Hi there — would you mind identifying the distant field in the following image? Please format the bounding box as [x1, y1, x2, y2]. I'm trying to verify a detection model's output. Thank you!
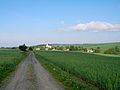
[36, 51, 120, 90]
[79, 42, 120, 53]
[0, 49, 27, 84]
[50, 42, 120, 53]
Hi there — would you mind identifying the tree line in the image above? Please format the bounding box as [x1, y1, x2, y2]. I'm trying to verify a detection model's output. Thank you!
[18, 44, 120, 55]
[104, 46, 120, 55]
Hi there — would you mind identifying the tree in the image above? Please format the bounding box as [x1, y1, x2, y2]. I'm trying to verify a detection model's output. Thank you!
[69, 45, 75, 51]
[59, 46, 64, 50]
[19, 44, 28, 51]
[78, 46, 83, 51]
[104, 47, 117, 54]
[95, 47, 101, 53]
[84, 48, 87, 52]
[11, 47, 17, 49]
[115, 46, 119, 52]
[65, 46, 70, 49]
[29, 47, 33, 51]
[104, 46, 120, 55]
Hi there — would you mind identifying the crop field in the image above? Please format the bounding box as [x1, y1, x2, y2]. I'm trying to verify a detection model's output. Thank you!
[0, 49, 27, 84]
[79, 43, 120, 53]
[36, 51, 120, 90]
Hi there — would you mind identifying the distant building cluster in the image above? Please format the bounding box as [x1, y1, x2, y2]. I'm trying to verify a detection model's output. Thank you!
[35, 44, 53, 51]
[35, 44, 70, 51]
[33, 44, 102, 53]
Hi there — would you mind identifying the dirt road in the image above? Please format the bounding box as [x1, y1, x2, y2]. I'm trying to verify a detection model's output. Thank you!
[0, 53, 65, 90]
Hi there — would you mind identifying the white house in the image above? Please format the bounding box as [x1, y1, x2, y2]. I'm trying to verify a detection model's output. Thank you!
[46, 44, 52, 48]
[87, 49, 94, 53]
[66, 49, 69, 51]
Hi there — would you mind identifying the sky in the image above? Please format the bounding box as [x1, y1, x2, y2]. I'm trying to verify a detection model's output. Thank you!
[0, 0, 120, 47]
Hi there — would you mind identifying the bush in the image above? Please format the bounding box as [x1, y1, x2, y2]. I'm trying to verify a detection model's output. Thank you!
[29, 47, 33, 51]
[104, 46, 120, 54]
[95, 47, 101, 53]
[19, 44, 28, 51]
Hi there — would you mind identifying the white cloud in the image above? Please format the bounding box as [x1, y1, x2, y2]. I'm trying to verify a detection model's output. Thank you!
[59, 21, 65, 25]
[69, 21, 120, 32]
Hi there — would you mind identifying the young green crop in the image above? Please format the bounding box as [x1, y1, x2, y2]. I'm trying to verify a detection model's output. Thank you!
[0, 49, 27, 84]
[36, 51, 120, 90]
[36, 55, 96, 90]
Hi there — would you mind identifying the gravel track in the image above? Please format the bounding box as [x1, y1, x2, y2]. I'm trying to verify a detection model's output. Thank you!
[0, 52, 65, 90]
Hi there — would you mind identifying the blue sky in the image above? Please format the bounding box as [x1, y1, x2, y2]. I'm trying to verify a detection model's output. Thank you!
[0, 0, 120, 47]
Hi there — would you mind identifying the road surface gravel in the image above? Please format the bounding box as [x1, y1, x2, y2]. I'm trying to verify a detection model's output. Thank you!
[0, 52, 65, 90]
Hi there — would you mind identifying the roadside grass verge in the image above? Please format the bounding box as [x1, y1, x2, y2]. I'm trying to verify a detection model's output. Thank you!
[0, 49, 28, 85]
